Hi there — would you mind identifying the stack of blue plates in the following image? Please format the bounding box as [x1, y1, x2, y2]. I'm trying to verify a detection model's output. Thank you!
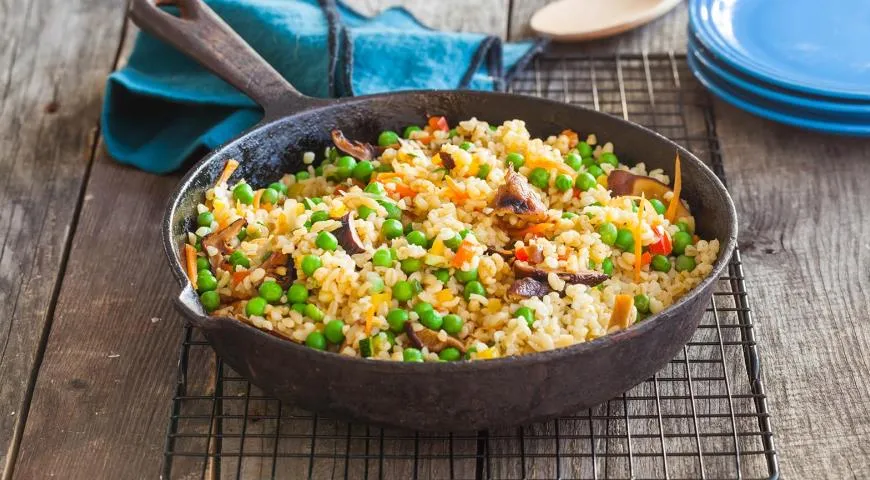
[688, 0, 870, 135]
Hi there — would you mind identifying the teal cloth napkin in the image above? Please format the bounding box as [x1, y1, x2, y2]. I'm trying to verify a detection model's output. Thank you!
[103, 0, 545, 173]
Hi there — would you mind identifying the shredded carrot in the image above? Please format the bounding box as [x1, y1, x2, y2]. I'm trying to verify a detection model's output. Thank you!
[525, 157, 576, 176]
[609, 294, 635, 330]
[445, 176, 469, 203]
[665, 154, 682, 222]
[366, 293, 391, 335]
[184, 244, 198, 290]
[634, 193, 645, 282]
[231, 270, 252, 287]
[216, 159, 239, 187]
[389, 183, 417, 198]
[641, 251, 652, 266]
[252, 189, 263, 209]
[515, 222, 555, 238]
[560, 129, 579, 148]
[451, 240, 474, 268]
[428, 116, 449, 131]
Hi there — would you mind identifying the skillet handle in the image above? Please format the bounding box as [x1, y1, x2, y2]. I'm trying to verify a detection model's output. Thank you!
[129, 0, 322, 118]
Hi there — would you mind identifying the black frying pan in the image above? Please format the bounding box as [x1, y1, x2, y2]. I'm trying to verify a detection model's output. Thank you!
[133, 0, 737, 431]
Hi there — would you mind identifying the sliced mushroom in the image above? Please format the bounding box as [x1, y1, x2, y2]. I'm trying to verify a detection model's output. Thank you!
[607, 170, 691, 220]
[404, 322, 465, 353]
[331, 129, 376, 161]
[485, 245, 514, 258]
[507, 277, 552, 299]
[334, 213, 365, 255]
[513, 261, 609, 287]
[260, 252, 297, 288]
[440, 151, 457, 170]
[492, 168, 547, 220]
[524, 245, 544, 264]
[201, 218, 247, 270]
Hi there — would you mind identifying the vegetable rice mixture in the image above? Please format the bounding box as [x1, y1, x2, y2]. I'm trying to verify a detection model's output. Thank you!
[183, 117, 719, 362]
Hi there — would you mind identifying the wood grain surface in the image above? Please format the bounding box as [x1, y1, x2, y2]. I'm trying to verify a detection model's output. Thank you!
[2, 0, 869, 478]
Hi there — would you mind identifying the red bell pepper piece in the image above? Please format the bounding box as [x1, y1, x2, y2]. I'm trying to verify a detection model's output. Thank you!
[648, 225, 673, 255]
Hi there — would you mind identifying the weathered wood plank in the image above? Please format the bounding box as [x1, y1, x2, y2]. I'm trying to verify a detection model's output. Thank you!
[508, 0, 688, 53]
[343, 0, 511, 38]
[713, 101, 870, 478]
[0, 0, 129, 475]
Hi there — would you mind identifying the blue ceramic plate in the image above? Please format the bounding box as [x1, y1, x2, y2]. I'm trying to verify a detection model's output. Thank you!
[689, 0, 870, 100]
[687, 52, 870, 136]
[688, 33, 870, 120]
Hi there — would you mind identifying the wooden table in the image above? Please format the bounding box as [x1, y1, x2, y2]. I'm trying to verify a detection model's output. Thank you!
[2, 0, 868, 478]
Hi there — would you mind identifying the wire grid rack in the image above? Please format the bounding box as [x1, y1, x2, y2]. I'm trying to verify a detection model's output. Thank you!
[162, 53, 779, 480]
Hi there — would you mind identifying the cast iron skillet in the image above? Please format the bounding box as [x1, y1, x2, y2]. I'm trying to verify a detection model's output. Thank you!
[133, 0, 737, 431]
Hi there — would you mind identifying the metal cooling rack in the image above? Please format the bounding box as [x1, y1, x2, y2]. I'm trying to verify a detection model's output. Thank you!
[162, 53, 779, 480]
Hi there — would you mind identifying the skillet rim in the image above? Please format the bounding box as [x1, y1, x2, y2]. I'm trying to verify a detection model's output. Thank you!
[162, 89, 738, 372]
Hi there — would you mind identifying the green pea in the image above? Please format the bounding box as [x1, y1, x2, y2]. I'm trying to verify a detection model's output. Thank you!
[413, 301, 433, 316]
[463, 281, 486, 301]
[245, 296, 267, 316]
[598, 222, 618, 245]
[649, 198, 666, 215]
[575, 172, 597, 191]
[476, 163, 491, 179]
[258, 281, 283, 304]
[442, 314, 463, 335]
[269, 182, 288, 194]
[196, 257, 210, 272]
[403, 125, 422, 138]
[324, 320, 345, 344]
[335, 156, 357, 179]
[528, 167, 550, 190]
[352, 161, 374, 183]
[577, 141, 593, 158]
[555, 174, 574, 192]
[444, 234, 463, 250]
[386, 308, 409, 332]
[672, 231, 693, 255]
[581, 155, 596, 167]
[676, 220, 693, 233]
[379, 201, 402, 220]
[291, 303, 306, 314]
[372, 248, 393, 267]
[295, 171, 310, 182]
[390, 248, 399, 261]
[634, 294, 651, 314]
[433, 268, 450, 283]
[676, 255, 696, 272]
[651, 255, 672, 272]
[615, 228, 635, 251]
[564, 153, 583, 172]
[233, 183, 254, 204]
[304, 303, 324, 322]
[439, 347, 461, 361]
[403, 347, 424, 362]
[197, 271, 217, 292]
[602, 257, 614, 276]
[197, 211, 214, 227]
[199, 290, 220, 313]
[505, 152, 525, 170]
[459, 141, 474, 151]
[378, 130, 399, 147]
[365, 182, 386, 196]
[315, 231, 338, 251]
[357, 205, 376, 221]
[296, 256, 319, 278]
[514, 306, 535, 327]
[598, 152, 619, 167]
[314, 166, 324, 177]
[393, 280, 414, 302]
[310, 210, 330, 224]
[406, 230, 428, 247]
[562, 211, 578, 220]
[489, 124, 498, 131]
[401, 258, 422, 274]
[381, 219, 404, 240]
[455, 267, 478, 284]
[261, 187, 279, 205]
[586, 164, 604, 179]
[284, 283, 306, 304]
[305, 331, 327, 350]
[419, 310, 443, 330]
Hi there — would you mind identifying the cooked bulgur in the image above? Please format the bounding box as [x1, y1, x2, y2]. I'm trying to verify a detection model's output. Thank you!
[185, 117, 719, 362]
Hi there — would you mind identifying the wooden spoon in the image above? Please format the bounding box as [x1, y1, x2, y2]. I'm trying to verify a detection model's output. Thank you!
[530, 0, 682, 42]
